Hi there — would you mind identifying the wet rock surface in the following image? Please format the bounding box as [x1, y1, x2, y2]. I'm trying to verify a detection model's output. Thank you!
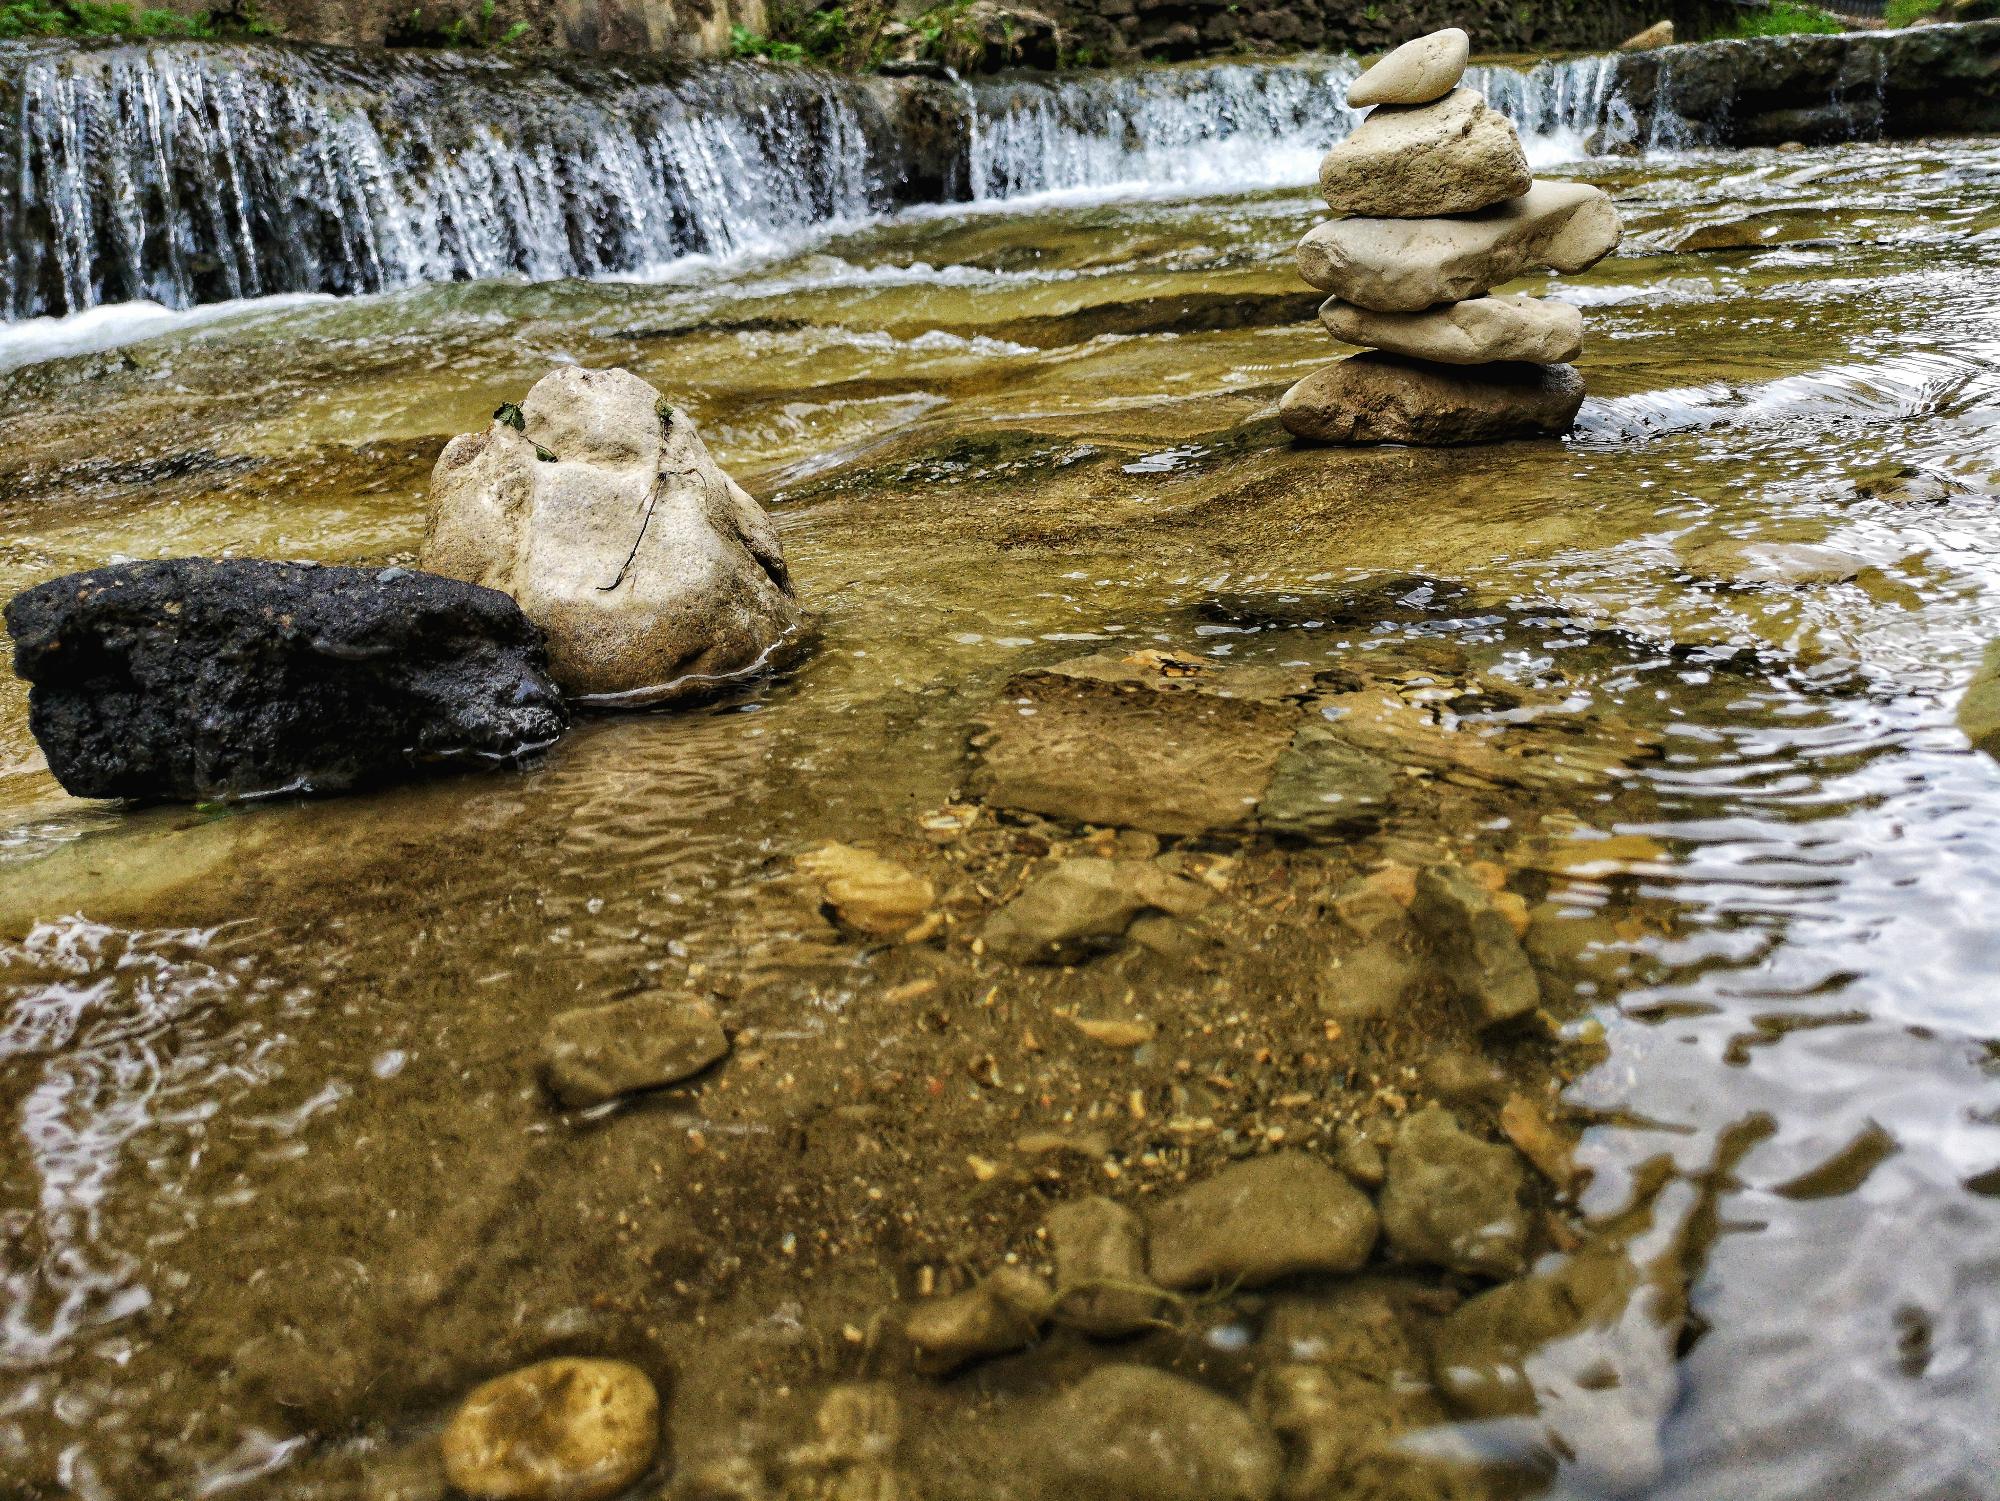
[903, 1267, 1056, 1375]
[1024, 1365, 1283, 1501]
[440, 1357, 660, 1501]
[1411, 864, 1542, 1027]
[984, 858, 1213, 964]
[1148, 1152, 1380, 1289]
[3, 558, 567, 801]
[1281, 354, 1586, 446]
[537, 994, 730, 1109]
[1048, 1195, 1168, 1338]
[1960, 643, 2000, 760]
[424, 366, 802, 705]
[1380, 1106, 1530, 1279]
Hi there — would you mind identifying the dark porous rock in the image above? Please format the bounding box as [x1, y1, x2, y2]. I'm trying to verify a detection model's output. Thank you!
[1148, 1151, 1379, 1291]
[1023, 1365, 1282, 1501]
[1281, 353, 1585, 447]
[6, 559, 567, 801]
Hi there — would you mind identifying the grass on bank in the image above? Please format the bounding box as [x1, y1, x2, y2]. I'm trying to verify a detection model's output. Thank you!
[1725, 2, 1846, 35]
[0, 0, 256, 37]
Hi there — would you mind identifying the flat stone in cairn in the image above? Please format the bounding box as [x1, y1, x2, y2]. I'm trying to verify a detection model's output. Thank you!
[1280, 354, 1586, 446]
[1319, 293, 1584, 366]
[1348, 26, 1470, 108]
[1318, 88, 1530, 218]
[1284, 27, 1623, 450]
[1297, 180, 1623, 313]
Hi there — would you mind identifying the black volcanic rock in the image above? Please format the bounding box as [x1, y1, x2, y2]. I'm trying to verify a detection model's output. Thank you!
[5, 558, 569, 801]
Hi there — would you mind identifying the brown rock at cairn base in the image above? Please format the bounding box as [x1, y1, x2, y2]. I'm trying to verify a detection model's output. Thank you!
[1280, 354, 1586, 447]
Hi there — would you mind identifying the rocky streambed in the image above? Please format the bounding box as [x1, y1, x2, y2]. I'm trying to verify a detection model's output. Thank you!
[2, 100, 2000, 1501]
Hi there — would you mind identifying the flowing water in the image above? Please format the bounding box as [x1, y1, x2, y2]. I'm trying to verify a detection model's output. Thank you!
[1, 39, 1999, 1501]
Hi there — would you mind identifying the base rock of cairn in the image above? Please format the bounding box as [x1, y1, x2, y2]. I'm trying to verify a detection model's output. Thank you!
[1283, 29, 1622, 446]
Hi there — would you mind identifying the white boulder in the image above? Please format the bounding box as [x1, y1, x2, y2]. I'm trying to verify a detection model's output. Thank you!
[423, 367, 801, 705]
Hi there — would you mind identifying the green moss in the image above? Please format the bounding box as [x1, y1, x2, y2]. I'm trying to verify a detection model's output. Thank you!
[1725, 2, 1845, 36]
[1883, 0, 1942, 23]
[390, 0, 531, 48]
[0, 0, 240, 38]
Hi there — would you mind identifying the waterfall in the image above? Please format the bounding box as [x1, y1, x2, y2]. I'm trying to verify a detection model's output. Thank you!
[0, 40, 1641, 325]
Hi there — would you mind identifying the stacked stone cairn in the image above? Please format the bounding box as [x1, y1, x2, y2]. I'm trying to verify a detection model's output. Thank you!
[1280, 28, 1623, 446]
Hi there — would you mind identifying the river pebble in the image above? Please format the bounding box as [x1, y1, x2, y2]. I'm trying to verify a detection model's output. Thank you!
[904, 1267, 1055, 1375]
[1147, 1151, 1379, 1290]
[538, 994, 729, 1110]
[1023, 1365, 1282, 1501]
[1379, 1106, 1529, 1278]
[440, 1357, 660, 1501]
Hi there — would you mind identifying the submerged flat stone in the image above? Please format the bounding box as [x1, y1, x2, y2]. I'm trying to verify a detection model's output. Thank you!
[969, 651, 1309, 835]
[538, 994, 730, 1109]
[1296, 180, 1622, 312]
[1280, 353, 1586, 447]
[1379, 1106, 1530, 1279]
[1348, 27, 1470, 108]
[1318, 88, 1530, 218]
[1320, 292, 1584, 366]
[1960, 642, 2000, 760]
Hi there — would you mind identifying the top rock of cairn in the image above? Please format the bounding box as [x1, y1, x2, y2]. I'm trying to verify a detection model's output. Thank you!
[1282, 29, 1621, 448]
[1347, 27, 1469, 109]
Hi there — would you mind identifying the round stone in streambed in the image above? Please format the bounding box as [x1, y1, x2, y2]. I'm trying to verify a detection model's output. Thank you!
[1023, 1366, 1283, 1501]
[3, 558, 567, 802]
[538, 994, 730, 1110]
[1147, 1152, 1379, 1290]
[1320, 293, 1584, 367]
[1048, 1196, 1171, 1339]
[424, 366, 802, 707]
[1280, 355, 1585, 447]
[441, 1357, 660, 1501]
[795, 841, 936, 939]
[1348, 27, 1469, 108]
[1296, 180, 1621, 312]
[1379, 1106, 1530, 1279]
[903, 1267, 1056, 1376]
[1317, 88, 1530, 218]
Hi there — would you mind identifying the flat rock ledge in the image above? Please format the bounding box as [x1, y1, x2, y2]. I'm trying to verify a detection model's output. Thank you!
[4, 558, 567, 802]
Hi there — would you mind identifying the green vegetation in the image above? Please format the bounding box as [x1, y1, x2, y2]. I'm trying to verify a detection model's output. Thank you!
[1725, 2, 1845, 36]
[729, 0, 891, 70]
[0, 0, 268, 39]
[1884, 0, 1943, 23]
[392, 0, 531, 48]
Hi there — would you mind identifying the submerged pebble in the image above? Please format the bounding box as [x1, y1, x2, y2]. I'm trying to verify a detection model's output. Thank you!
[1048, 1195, 1170, 1338]
[440, 1357, 660, 1501]
[1379, 1106, 1530, 1279]
[903, 1267, 1056, 1375]
[1147, 1151, 1379, 1290]
[1023, 1365, 1282, 1501]
[537, 994, 729, 1110]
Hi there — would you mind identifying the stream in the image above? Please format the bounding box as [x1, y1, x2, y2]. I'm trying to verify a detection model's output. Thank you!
[1, 36, 1999, 1501]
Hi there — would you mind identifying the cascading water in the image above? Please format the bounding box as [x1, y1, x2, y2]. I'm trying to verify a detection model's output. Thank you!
[0, 40, 1643, 324]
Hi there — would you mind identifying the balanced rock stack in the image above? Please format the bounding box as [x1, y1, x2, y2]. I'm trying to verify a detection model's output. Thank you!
[1281, 28, 1622, 447]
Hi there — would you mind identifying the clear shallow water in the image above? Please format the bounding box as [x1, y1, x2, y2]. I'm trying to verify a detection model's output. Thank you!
[0, 137, 1998, 1499]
